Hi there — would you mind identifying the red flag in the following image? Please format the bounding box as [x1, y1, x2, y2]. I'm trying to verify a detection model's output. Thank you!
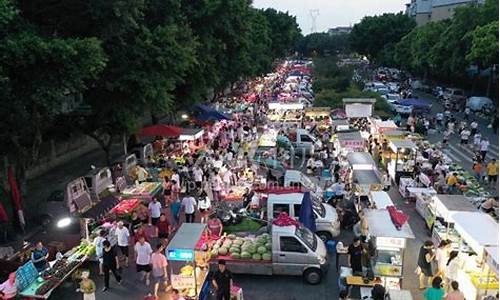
[7, 166, 25, 228]
[0, 203, 8, 223]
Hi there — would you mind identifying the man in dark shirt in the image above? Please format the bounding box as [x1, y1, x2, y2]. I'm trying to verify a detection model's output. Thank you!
[212, 259, 232, 300]
[347, 237, 364, 274]
[102, 240, 122, 291]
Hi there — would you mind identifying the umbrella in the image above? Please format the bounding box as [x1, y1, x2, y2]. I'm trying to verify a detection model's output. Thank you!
[7, 166, 24, 229]
[139, 125, 182, 137]
[299, 192, 316, 232]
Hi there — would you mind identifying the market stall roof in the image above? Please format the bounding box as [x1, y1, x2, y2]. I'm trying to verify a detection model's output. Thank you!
[485, 246, 499, 276]
[140, 124, 182, 137]
[305, 107, 331, 114]
[389, 139, 417, 151]
[167, 223, 206, 251]
[353, 170, 381, 184]
[373, 119, 398, 130]
[370, 191, 394, 209]
[347, 152, 376, 166]
[337, 130, 363, 141]
[178, 128, 204, 141]
[434, 194, 477, 220]
[342, 98, 377, 104]
[451, 212, 499, 255]
[364, 209, 415, 239]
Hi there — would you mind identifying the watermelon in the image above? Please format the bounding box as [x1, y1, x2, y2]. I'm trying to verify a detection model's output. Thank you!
[218, 247, 228, 256]
[262, 252, 272, 261]
[252, 253, 261, 260]
[265, 242, 272, 250]
[229, 247, 240, 254]
[240, 251, 251, 259]
[227, 234, 236, 240]
[257, 246, 267, 254]
[211, 249, 218, 257]
[231, 253, 241, 259]
[260, 233, 270, 239]
[247, 245, 256, 254]
[223, 241, 232, 248]
[233, 239, 243, 246]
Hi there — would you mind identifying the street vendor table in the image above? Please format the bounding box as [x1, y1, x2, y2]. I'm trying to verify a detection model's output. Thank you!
[121, 181, 162, 202]
[364, 209, 415, 290]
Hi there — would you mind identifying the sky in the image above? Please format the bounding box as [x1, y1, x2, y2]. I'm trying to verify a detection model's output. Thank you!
[252, 0, 408, 34]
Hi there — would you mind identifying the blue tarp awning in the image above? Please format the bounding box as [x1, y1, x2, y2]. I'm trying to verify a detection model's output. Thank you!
[194, 104, 231, 121]
[395, 98, 432, 108]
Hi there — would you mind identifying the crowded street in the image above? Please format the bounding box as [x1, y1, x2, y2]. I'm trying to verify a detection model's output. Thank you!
[0, 1, 498, 300]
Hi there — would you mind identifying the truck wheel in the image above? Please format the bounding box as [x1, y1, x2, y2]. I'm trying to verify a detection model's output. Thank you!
[304, 268, 322, 285]
[317, 231, 332, 242]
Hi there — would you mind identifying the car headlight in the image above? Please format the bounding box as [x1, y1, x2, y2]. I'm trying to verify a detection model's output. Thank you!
[318, 256, 326, 265]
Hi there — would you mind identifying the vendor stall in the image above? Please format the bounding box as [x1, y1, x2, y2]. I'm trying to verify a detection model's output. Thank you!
[18, 244, 91, 299]
[370, 119, 398, 137]
[385, 139, 417, 184]
[427, 195, 478, 245]
[346, 152, 383, 197]
[450, 212, 499, 300]
[166, 223, 211, 300]
[368, 191, 394, 209]
[334, 130, 365, 155]
[303, 107, 331, 131]
[343, 98, 376, 118]
[120, 181, 163, 202]
[364, 209, 415, 290]
[332, 119, 350, 132]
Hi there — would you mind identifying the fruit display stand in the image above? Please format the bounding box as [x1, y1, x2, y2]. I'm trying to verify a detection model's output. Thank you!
[364, 209, 415, 290]
[166, 223, 210, 300]
[17, 243, 92, 299]
[120, 181, 163, 202]
[449, 212, 499, 300]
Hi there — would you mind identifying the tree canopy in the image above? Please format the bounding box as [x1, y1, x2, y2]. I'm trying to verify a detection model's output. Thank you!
[0, 0, 301, 173]
[295, 32, 350, 57]
[349, 13, 416, 60]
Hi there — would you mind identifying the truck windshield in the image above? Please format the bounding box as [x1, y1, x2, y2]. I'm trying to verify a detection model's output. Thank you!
[295, 225, 317, 252]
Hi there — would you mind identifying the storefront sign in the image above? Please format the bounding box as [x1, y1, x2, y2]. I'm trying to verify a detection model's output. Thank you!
[167, 249, 194, 261]
[171, 274, 196, 289]
[376, 237, 406, 249]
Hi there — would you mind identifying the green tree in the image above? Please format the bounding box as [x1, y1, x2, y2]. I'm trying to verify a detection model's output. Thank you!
[295, 32, 350, 57]
[0, 0, 106, 181]
[263, 8, 301, 58]
[247, 8, 273, 76]
[349, 13, 416, 60]
[466, 21, 499, 68]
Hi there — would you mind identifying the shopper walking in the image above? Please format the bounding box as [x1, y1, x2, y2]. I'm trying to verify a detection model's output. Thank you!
[487, 159, 499, 187]
[347, 237, 364, 274]
[115, 221, 130, 267]
[446, 281, 465, 300]
[151, 244, 169, 297]
[198, 191, 212, 223]
[480, 139, 490, 161]
[424, 276, 445, 300]
[134, 236, 153, 286]
[148, 197, 162, 226]
[445, 251, 461, 289]
[435, 240, 451, 278]
[212, 260, 233, 300]
[181, 193, 197, 223]
[417, 241, 435, 289]
[102, 240, 122, 291]
[93, 230, 107, 275]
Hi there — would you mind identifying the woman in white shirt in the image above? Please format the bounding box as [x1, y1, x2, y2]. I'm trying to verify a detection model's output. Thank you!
[198, 192, 211, 223]
[445, 250, 461, 289]
[435, 240, 451, 277]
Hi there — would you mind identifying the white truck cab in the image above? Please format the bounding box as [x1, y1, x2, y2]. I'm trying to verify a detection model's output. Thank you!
[266, 192, 340, 241]
[83, 167, 114, 201]
[288, 129, 322, 156]
[65, 177, 92, 214]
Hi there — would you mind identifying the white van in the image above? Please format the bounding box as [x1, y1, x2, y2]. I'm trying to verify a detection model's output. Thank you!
[266, 192, 340, 241]
[83, 167, 114, 201]
[288, 129, 322, 156]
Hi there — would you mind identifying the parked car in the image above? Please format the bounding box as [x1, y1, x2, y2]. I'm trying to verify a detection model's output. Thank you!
[443, 88, 465, 101]
[466, 96, 494, 112]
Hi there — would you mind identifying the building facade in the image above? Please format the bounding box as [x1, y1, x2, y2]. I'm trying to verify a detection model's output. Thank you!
[327, 26, 352, 36]
[406, 0, 484, 26]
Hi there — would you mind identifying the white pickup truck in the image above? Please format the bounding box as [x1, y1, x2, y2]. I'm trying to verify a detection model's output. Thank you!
[210, 224, 329, 284]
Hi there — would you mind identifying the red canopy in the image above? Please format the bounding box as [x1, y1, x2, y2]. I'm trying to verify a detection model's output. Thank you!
[0, 203, 8, 223]
[140, 125, 182, 137]
[7, 166, 24, 228]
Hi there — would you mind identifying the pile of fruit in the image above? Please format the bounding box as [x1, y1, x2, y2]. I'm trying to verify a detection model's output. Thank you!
[35, 278, 59, 295]
[211, 233, 272, 261]
[70, 240, 96, 260]
[43, 260, 80, 281]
